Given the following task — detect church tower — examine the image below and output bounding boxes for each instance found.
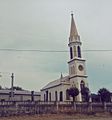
[68,13,88,101]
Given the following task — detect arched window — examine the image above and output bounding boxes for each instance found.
[70,47,73,59]
[80,81,85,89]
[74,46,77,57]
[55,91,58,101]
[44,94,45,102]
[66,89,70,100]
[77,46,81,58]
[60,91,63,101]
[46,91,48,102]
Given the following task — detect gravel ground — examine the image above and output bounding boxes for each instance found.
[0,113,112,120]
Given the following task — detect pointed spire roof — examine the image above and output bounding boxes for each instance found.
[69,13,80,41]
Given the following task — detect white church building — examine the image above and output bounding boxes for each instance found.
[41,14,89,102]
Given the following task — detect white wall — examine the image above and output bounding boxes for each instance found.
[41,84,71,102]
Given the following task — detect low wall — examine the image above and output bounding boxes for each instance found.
[0,101,112,116]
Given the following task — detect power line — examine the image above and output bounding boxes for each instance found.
[0,49,67,52]
[83,50,112,52]
[0,48,112,52]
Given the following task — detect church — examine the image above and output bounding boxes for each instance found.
[41,13,89,102]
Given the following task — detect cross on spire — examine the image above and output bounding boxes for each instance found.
[71,11,73,16]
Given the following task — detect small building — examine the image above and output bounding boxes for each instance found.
[41,13,89,102]
[41,76,71,102]
[0,89,41,101]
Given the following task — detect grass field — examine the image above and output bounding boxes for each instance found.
[0,113,112,120]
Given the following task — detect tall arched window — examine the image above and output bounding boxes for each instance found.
[80,81,86,102]
[60,91,63,101]
[70,47,73,59]
[77,46,81,58]
[80,81,85,90]
[49,92,51,102]
[44,94,45,102]
[55,91,58,101]
[46,91,48,102]
[66,89,70,100]
[74,46,77,57]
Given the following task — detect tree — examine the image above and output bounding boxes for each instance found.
[68,87,79,102]
[91,93,100,102]
[81,87,90,102]
[98,88,111,103]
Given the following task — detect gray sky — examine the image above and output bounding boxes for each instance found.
[0,0,112,93]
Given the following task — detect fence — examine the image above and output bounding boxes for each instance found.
[0,101,112,116]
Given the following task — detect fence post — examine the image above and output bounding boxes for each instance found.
[104,102,107,112]
[73,102,76,112]
[88,102,92,112]
[56,101,59,112]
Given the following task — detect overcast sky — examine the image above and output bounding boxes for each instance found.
[0,0,112,93]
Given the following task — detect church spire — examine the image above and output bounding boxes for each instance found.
[69,13,80,41]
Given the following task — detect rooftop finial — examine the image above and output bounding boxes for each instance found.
[60,72,63,79]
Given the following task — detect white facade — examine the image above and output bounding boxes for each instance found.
[41,14,89,102]
[41,76,71,102]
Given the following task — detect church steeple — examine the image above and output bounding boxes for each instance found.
[69,13,80,42]
[68,13,82,60]
[68,13,88,102]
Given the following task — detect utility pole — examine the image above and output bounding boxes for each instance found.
[11,73,14,101]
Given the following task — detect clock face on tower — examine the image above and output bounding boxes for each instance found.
[78,65,83,71]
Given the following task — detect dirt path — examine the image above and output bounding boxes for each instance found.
[0,113,112,120]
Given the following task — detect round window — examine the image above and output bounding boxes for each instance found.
[78,65,83,71]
